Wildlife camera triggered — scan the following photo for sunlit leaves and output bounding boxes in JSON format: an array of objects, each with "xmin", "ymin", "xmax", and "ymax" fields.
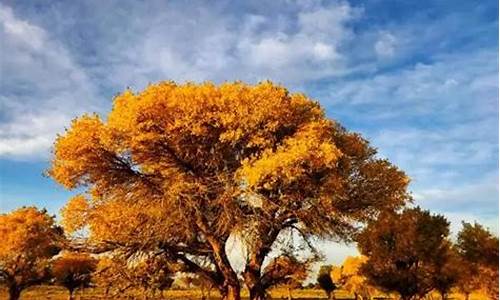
[
  {"xmin": 52, "ymin": 252, "xmax": 97, "ymax": 295},
  {"xmin": 0, "ymin": 207, "xmax": 64, "ymax": 298},
  {"xmin": 331, "ymin": 256, "xmax": 378, "ymax": 298},
  {"xmin": 49, "ymin": 81, "xmax": 411, "ymax": 298},
  {"xmin": 60, "ymin": 195, "xmax": 89, "ymax": 234}
]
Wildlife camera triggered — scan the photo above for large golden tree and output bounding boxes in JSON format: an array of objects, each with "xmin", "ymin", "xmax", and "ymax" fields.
[{"xmin": 50, "ymin": 81, "xmax": 410, "ymax": 300}]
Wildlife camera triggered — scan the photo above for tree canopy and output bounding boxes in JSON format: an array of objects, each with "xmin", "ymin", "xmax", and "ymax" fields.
[
  {"xmin": 357, "ymin": 207, "xmax": 452, "ymax": 300},
  {"xmin": 456, "ymin": 222, "xmax": 499, "ymax": 300},
  {"xmin": 0, "ymin": 207, "xmax": 64, "ymax": 300},
  {"xmin": 50, "ymin": 81, "xmax": 410, "ymax": 300},
  {"xmin": 52, "ymin": 252, "xmax": 97, "ymax": 300},
  {"xmin": 331, "ymin": 256, "xmax": 378, "ymax": 300}
]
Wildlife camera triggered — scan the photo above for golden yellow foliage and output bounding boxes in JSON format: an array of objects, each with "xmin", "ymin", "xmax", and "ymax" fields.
[
  {"xmin": 49, "ymin": 81, "xmax": 410, "ymax": 300},
  {"xmin": 0, "ymin": 207, "xmax": 64, "ymax": 300},
  {"xmin": 60, "ymin": 195, "xmax": 89, "ymax": 234},
  {"xmin": 331, "ymin": 256, "xmax": 378, "ymax": 299},
  {"xmin": 94, "ymin": 253, "xmax": 173, "ymax": 297},
  {"xmin": 52, "ymin": 252, "xmax": 97, "ymax": 298}
]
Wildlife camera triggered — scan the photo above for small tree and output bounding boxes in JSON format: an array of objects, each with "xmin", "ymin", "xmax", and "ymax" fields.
[
  {"xmin": 357, "ymin": 207, "xmax": 451, "ymax": 300},
  {"xmin": 429, "ymin": 247, "xmax": 460, "ymax": 300},
  {"xmin": 331, "ymin": 256, "xmax": 378, "ymax": 300},
  {"xmin": 177, "ymin": 273, "xmax": 215, "ymax": 300},
  {"xmin": 456, "ymin": 222, "xmax": 499, "ymax": 300},
  {"xmin": 262, "ymin": 254, "xmax": 311, "ymax": 300},
  {"xmin": 317, "ymin": 265, "xmax": 336, "ymax": 299},
  {"xmin": 0, "ymin": 207, "xmax": 63, "ymax": 300},
  {"xmin": 52, "ymin": 252, "xmax": 97, "ymax": 300},
  {"xmin": 454, "ymin": 263, "xmax": 482, "ymax": 300},
  {"xmin": 94, "ymin": 253, "xmax": 174, "ymax": 298}
]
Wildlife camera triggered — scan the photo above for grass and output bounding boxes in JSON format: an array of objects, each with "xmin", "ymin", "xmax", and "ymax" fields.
[{"xmin": 0, "ymin": 286, "xmax": 489, "ymax": 300}]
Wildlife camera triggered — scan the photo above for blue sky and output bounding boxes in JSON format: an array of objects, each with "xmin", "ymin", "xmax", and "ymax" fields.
[{"xmin": 0, "ymin": 0, "xmax": 498, "ymax": 264}]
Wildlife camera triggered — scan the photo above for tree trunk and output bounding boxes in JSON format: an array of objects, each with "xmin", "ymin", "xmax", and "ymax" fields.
[
  {"xmin": 68, "ymin": 288, "xmax": 75, "ymax": 300},
  {"xmin": 465, "ymin": 293, "xmax": 470, "ymax": 300},
  {"xmin": 8, "ymin": 285, "xmax": 21, "ymax": 300},
  {"xmin": 287, "ymin": 287, "xmax": 292, "ymax": 300},
  {"xmin": 221, "ymin": 284, "xmax": 240, "ymax": 300},
  {"xmin": 249, "ymin": 285, "xmax": 267, "ymax": 300}
]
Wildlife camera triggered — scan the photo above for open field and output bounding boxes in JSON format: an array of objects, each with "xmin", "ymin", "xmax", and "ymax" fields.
[{"xmin": 0, "ymin": 287, "xmax": 489, "ymax": 300}]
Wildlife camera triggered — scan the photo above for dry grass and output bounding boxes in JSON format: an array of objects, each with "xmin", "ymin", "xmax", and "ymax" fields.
[{"xmin": 0, "ymin": 286, "xmax": 490, "ymax": 300}]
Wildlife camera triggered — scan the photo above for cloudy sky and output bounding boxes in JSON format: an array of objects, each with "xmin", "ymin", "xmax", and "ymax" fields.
[{"xmin": 0, "ymin": 0, "xmax": 498, "ymax": 264}]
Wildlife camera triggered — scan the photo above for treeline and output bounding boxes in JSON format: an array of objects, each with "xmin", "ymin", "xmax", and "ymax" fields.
[
  {"xmin": 0, "ymin": 206, "xmax": 497, "ymax": 300},
  {"xmin": 316, "ymin": 207, "xmax": 498, "ymax": 300}
]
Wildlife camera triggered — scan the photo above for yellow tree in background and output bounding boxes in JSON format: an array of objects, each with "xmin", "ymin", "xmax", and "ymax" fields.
[
  {"xmin": 263, "ymin": 254, "xmax": 311, "ymax": 300},
  {"xmin": 0, "ymin": 207, "xmax": 64, "ymax": 300},
  {"xmin": 52, "ymin": 252, "xmax": 97, "ymax": 300},
  {"xmin": 50, "ymin": 81, "xmax": 410, "ymax": 300},
  {"xmin": 94, "ymin": 253, "xmax": 174, "ymax": 298},
  {"xmin": 331, "ymin": 256, "xmax": 378, "ymax": 300}
]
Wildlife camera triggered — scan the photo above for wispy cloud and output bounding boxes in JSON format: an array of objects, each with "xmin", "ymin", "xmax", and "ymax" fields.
[
  {"xmin": 374, "ymin": 31, "xmax": 397, "ymax": 58},
  {"xmin": 0, "ymin": 4, "xmax": 101, "ymax": 159}
]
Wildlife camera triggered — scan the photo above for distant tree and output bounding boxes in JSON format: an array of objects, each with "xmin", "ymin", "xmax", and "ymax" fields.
[
  {"xmin": 177, "ymin": 273, "xmax": 215, "ymax": 300},
  {"xmin": 262, "ymin": 254, "xmax": 312, "ymax": 300},
  {"xmin": 52, "ymin": 252, "xmax": 97, "ymax": 300},
  {"xmin": 317, "ymin": 265, "xmax": 336, "ymax": 299},
  {"xmin": 454, "ymin": 263, "xmax": 482, "ymax": 300},
  {"xmin": 94, "ymin": 253, "xmax": 174, "ymax": 298},
  {"xmin": 0, "ymin": 207, "xmax": 64, "ymax": 300},
  {"xmin": 357, "ymin": 207, "xmax": 451, "ymax": 300},
  {"xmin": 49, "ymin": 81, "xmax": 410, "ymax": 300},
  {"xmin": 456, "ymin": 222, "xmax": 498, "ymax": 269},
  {"xmin": 331, "ymin": 256, "xmax": 378, "ymax": 300},
  {"xmin": 429, "ymin": 246, "xmax": 460, "ymax": 300},
  {"xmin": 455, "ymin": 222, "xmax": 499, "ymax": 300}
]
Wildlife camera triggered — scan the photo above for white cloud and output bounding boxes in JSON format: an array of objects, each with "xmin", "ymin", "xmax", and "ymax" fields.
[
  {"xmin": 66, "ymin": 1, "xmax": 362, "ymax": 92},
  {"xmin": 328, "ymin": 49, "xmax": 497, "ymax": 110},
  {"xmin": 413, "ymin": 172, "xmax": 498, "ymax": 213},
  {"xmin": 0, "ymin": 4, "xmax": 100, "ymax": 159},
  {"xmin": 374, "ymin": 31, "xmax": 397, "ymax": 58}
]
